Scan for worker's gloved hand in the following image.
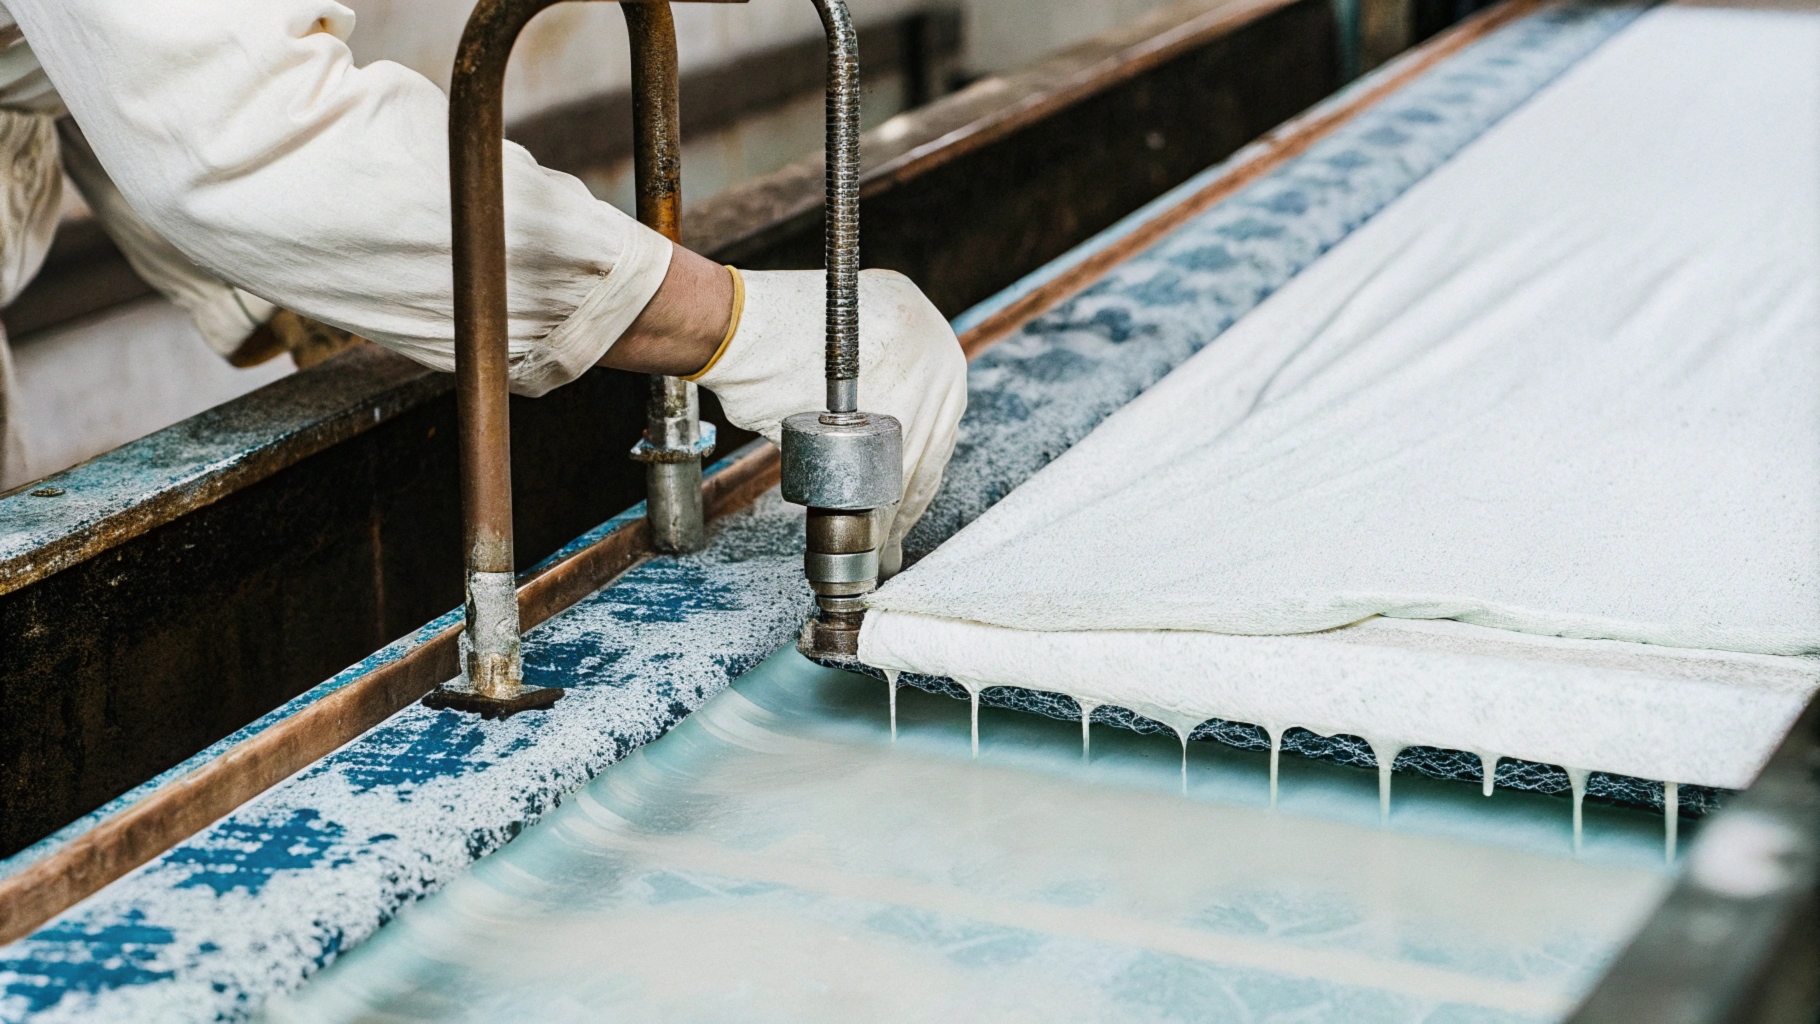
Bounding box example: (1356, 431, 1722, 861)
(691, 268, 967, 575)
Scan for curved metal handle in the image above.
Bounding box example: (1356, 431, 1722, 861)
(449, 0, 570, 699)
(810, 0, 862, 415)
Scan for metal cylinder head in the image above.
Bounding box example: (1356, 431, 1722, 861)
(780, 411, 902, 511)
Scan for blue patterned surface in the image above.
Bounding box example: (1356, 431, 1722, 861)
(0, 7, 1646, 1019)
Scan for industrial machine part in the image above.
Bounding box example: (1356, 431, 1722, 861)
(781, 0, 905, 661)
(620, 1, 716, 554)
(427, 0, 741, 719)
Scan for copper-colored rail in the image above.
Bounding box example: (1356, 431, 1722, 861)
(0, 0, 1536, 944)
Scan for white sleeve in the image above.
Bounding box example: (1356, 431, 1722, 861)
(0, 0, 672, 397)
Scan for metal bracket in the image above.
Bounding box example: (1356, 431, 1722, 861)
(427, 0, 744, 719)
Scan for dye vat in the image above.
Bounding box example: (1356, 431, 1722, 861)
(269, 649, 1678, 1023)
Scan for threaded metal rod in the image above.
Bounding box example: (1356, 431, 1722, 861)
(811, 0, 861, 414)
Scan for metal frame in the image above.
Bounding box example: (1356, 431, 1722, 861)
(428, 0, 743, 717)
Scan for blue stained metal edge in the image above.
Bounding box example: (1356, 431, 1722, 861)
(0, 481, 675, 887)
(945, 11, 1475, 342)
(0, 349, 443, 587)
(0, 6, 1644, 1019)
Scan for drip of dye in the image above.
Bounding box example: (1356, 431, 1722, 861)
(884, 670, 900, 741)
(1267, 726, 1282, 809)
(1175, 728, 1189, 794)
(965, 681, 981, 758)
(1480, 752, 1499, 797)
(1368, 737, 1403, 827)
(1566, 767, 1590, 855)
(1078, 700, 1097, 763)
(1664, 781, 1679, 862)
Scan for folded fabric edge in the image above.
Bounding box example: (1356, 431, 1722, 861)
(857, 610, 1820, 794)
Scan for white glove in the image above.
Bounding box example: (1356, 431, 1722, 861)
(691, 268, 967, 575)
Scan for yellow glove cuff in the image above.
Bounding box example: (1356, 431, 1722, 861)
(682, 265, 745, 382)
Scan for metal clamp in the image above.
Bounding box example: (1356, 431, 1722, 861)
(630, 421, 717, 464)
(428, 0, 743, 719)
(780, 0, 905, 661)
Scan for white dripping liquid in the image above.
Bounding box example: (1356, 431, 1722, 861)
(963, 680, 981, 758)
(1266, 726, 1282, 810)
(1078, 700, 1098, 763)
(884, 670, 900, 741)
(1479, 752, 1499, 797)
(1566, 767, 1590, 855)
(1367, 737, 1403, 827)
(1175, 729, 1189, 795)
(1146, 712, 1209, 797)
(866, 663, 1667, 861)
(1664, 781, 1679, 863)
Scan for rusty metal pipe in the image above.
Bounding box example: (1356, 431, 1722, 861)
(449, 0, 551, 705)
(624, 1, 712, 554)
(432, 0, 745, 717)
(431, 0, 574, 717)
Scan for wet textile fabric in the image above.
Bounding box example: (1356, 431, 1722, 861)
(863, 2, 1820, 791)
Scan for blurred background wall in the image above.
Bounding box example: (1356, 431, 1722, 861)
(338, 0, 1181, 213)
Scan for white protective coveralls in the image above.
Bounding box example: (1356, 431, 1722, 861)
(0, 14, 292, 483)
(0, 0, 967, 556)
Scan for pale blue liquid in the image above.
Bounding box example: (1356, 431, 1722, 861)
(269, 649, 1680, 1024)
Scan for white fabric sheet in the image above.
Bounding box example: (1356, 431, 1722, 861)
(862, 3, 1820, 790)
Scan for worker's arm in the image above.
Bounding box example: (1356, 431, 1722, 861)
(1, 0, 674, 397)
(4, 0, 968, 548)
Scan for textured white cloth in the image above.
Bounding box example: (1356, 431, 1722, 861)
(0, 107, 60, 484)
(57, 120, 277, 358)
(862, 4, 1820, 788)
(698, 269, 968, 572)
(0, 0, 672, 397)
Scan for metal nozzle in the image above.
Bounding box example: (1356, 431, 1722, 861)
(781, 0, 902, 662)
